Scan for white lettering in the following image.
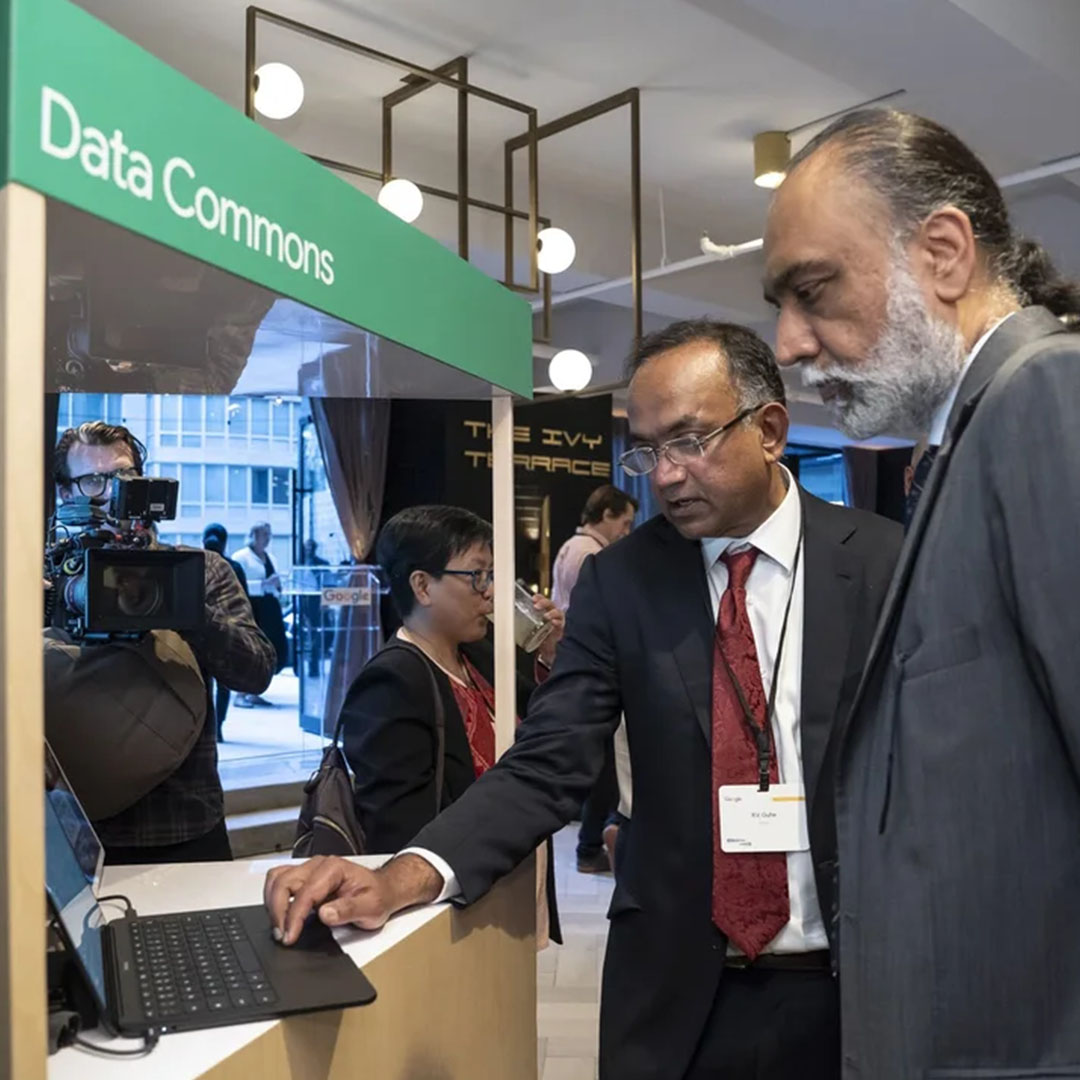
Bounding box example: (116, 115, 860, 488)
(127, 151, 153, 201)
(320, 249, 335, 286)
(108, 129, 129, 190)
(194, 185, 220, 230)
(253, 215, 284, 261)
(78, 126, 109, 180)
(284, 231, 304, 270)
(41, 86, 79, 160)
(219, 197, 253, 246)
(163, 156, 196, 218)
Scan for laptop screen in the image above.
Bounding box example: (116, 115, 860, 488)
(44, 741, 104, 891)
(45, 785, 109, 1006)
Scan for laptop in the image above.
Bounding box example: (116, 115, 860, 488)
(44, 746, 377, 1037)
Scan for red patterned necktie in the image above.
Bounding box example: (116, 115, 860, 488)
(710, 546, 790, 958)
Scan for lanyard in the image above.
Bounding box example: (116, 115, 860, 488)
(713, 520, 804, 792)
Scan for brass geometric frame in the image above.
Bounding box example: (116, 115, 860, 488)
(245, 6, 642, 351)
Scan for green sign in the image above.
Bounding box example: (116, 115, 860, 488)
(0, 0, 533, 397)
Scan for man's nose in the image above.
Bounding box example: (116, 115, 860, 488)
(774, 306, 821, 369)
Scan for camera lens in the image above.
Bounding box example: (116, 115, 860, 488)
(107, 569, 165, 617)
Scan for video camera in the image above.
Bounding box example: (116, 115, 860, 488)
(45, 476, 205, 642)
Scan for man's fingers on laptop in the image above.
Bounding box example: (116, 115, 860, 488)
(264, 857, 327, 941)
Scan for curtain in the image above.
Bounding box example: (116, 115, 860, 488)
(310, 396, 392, 733)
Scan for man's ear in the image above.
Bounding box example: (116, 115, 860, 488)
(759, 402, 790, 465)
(911, 206, 977, 305)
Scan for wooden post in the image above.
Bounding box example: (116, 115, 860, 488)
(0, 183, 47, 1080)
(490, 394, 516, 758)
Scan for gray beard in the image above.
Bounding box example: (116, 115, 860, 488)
(802, 258, 967, 440)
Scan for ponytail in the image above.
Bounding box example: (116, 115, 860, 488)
(1008, 238, 1080, 327)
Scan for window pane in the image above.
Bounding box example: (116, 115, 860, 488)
(251, 399, 269, 436)
(272, 401, 290, 438)
(157, 463, 178, 480)
(160, 396, 178, 429)
(182, 434, 201, 448)
(180, 463, 202, 501)
(205, 464, 225, 504)
(206, 396, 226, 433)
(251, 467, 269, 505)
(228, 465, 247, 504)
(160, 433, 177, 448)
(228, 398, 248, 437)
(182, 396, 202, 432)
(272, 467, 290, 506)
(106, 395, 123, 425)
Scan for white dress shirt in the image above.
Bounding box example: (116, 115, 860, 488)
(405, 469, 830, 945)
(927, 312, 1016, 446)
(701, 467, 826, 955)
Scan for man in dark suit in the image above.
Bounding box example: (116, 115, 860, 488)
(263, 320, 902, 1079)
(764, 108, 1080, 1078)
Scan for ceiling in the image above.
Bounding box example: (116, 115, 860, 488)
(76, 0, 1080, 431)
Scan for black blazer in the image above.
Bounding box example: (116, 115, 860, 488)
(338, 634, 561, 940)
(411, 490, 902, 1080)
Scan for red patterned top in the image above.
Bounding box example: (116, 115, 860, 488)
(449, 658, 502, 778)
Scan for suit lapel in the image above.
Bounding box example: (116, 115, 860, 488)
(845, 306, 1067, 733)
(647, 519, 714, 744)
(798, 493, 858, 807)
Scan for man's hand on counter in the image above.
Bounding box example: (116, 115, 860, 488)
(263, 854, 445, 946)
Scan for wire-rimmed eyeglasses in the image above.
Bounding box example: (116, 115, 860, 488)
(618, 404, 767, 477)
(440, 568, 494, 593)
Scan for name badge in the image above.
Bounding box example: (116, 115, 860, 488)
(719, 783, 809, 853)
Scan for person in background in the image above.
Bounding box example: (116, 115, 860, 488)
(552, 484, 638, 874)
(52, 422, 274, 863)
(551, 484, 638, 611)
(202, 523, 248, 740)
(299, 538, 330, 679)
(338, 505, 565, 944)
(264, 322, 902, 1079)
(763, 106, 1080, 1080)
(231, 522, 287, 707)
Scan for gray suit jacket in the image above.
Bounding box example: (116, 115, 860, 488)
(835, 306, 1080, 1079)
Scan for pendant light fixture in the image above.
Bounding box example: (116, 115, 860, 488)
(548, 348, 592, 392)
(537, 227, 577, 275)
(377, 178, 424, 223)
(253, 62, 305, 120)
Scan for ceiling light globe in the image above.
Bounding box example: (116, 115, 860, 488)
(377, 178, 424, 223)
(548, 348, 592, 392)
(253, 62, 305, 120)
(537, 227, 577, 275)
(754, 170, 787, 189)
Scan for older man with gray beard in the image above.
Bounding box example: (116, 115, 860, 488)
(763, 108, 1080, 1080)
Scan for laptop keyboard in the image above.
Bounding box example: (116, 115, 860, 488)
(130, 911, 278, 1022)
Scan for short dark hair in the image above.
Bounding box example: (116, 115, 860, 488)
(203, 523, 228, 554)
(376, 505, 493, 619)
(581, 484, 638, 526)
(789, 108, 1080, 323)
(53, 421, 146, 486)
(627, 319, 786, 408)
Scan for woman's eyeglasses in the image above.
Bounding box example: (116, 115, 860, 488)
(440, 568, 494, 593)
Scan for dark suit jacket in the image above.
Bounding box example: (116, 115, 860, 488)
(412, 489, 901, 1080)
(835, 307, 1080, 1079)
(338, 635, 561, 940)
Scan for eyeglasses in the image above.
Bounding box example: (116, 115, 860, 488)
(67, 468, 140, 498)
(618, 405, 766, 477)
(440, 568, 494, 593)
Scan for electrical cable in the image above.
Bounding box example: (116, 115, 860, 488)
(68, 1030, 160, 1057)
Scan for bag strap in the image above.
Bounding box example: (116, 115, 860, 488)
(337, 638, 447, 813)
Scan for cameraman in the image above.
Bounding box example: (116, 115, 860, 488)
(48, 421, 276, 864)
